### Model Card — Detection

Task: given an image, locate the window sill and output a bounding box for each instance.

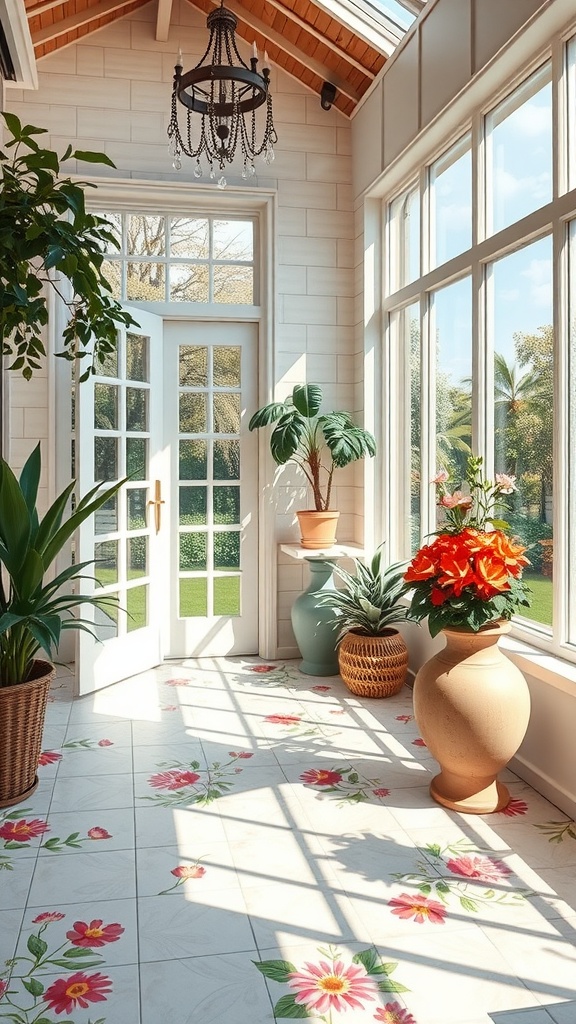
[501,634,576,696]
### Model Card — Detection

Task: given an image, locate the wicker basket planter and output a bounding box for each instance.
[338,628,408,698]
[0,660,54,808]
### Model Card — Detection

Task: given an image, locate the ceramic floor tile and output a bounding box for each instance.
[137,889,254,961]
[139,951,273,1024]
[49,772,134,812]
[0,908,24,967]
[242,880,369,950]
[131,741,206,774]
[231,832,338,891]
[136,842,239,896]
[1,964,140,1023]
[54,745,134,778]
[27,849,136,906]
[62,719,133,746]
[134,803,227,848]
[38,807,136,855]
[12,898,139,974]
[0,857,37,910]
[131,718,195,744]
[482,917,576,1007]
[547,1001,576,1022]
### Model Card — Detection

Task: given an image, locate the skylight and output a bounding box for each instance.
[368,0,416,32]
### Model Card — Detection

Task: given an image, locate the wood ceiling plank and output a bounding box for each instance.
[156,0,173,41]
[262,0,374,78]
[31,0,141,44]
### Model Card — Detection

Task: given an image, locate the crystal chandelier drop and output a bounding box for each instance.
[167,1,278,188]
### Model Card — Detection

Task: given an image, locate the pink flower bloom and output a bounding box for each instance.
[498,798,528,817]
[148,769,201,790]
[0,979,7,999]
[0,818,50,842]
[300,768,343,786]
[44,971,112,1014]
[97,739,113,747]
[229,751,254,758]
[373,788,390,798]
[374,1003,417,1023]
[288,959,377,1014]
[412,738,427,747]
[165,678,191,687]
[495,473,517,494]
[431,470,449,485]
[171,864,206,879]
[38,750,62,766]
[312,685,331,692]
[446,855,512,883]
[87,827,112,840]
[32,912,65,924]
[389,893,447,924]
[162,706,178,712]
[440,490,472,510]
[330,709,346,715]
[250,664,277,673]
[66,920,125,948]
[264,713,301,725]
[395,715,414,723]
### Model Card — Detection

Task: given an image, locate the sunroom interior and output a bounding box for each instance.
[1,0,576,1021]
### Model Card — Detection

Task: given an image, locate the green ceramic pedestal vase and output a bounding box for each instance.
[291,558,340,675]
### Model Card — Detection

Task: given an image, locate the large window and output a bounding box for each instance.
[385,38,576,660]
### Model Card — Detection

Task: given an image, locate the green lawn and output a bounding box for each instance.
[522,572,553,627]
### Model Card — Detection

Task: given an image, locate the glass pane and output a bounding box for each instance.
[430,134,472,268]
[126,334,148,382]
[101,260,121,301]
[389,184,420,290]
[127,488,147,530]
[214,393,240,434]
[214,531,240,570]
[432,277,472,504]
[170,217,209,258]
[95,495,118,535]
[486,63,552,236]
[180,440,207,480]
[169,264,209,302]
[214,346,241,387]
[126,387,148,432]
[180,487,207,525]
[97,340,119,379]
[213,576,241,616]
[213,265,253,304]
[180,578,207,617]
[213,220,253,260]
[94,540,118,586]
[214,440,239,480]
[569,37,576,192]
[394,302,421,556]
[490,235,553,629]
[96,211,122,253]
[95,437,118,482]
[213,486,240,524]
[179,393,207,433]
[126,438,147,480]
[180,533,207,570]
[127,536,147,579]
[94,384,118,430]
[570,219,576,640]
[94,602,118,641]
[127,584,148,631]
[127,214,165,256]
[127,262,165,302]
[179,346,208,386]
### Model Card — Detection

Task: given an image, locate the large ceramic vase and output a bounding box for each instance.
[291,558,340,675]
[0,660,54,808]
[413,621,530,814]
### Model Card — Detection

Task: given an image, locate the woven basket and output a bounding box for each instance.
[0,660,54,808]
[338,629,408,698]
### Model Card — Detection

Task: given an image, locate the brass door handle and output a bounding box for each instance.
[148,480,165,533]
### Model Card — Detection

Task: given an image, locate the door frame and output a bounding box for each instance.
[52,179,279,683]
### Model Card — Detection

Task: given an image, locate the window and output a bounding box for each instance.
[383,38,576,661]
[97,213,256,305]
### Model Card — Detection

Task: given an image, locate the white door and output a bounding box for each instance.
[77,311,166,694]
[163,321,258,657]
[77,315,258,692]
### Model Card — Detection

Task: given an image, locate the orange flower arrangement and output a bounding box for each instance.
[405,456,531,636]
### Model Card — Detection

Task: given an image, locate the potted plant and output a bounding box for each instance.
[320,545,412,697]
[0,443,124,807]
[248,383,376,548]
[403,456,532,813]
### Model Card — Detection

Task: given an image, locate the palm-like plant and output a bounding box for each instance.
[0,444,124,686]
[248,383,376,511]
[320,545,411,641]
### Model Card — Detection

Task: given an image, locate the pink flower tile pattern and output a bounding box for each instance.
[299,764,393,804]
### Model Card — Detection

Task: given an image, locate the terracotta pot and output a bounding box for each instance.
[338,628,408,698]
[296,509,339,549]
[413,621,530,814]
[0,660,54,808]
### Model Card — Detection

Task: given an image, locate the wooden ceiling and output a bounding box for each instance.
[24,0,425,116]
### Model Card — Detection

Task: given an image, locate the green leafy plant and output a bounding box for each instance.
[248,383,376,511]
[0,112,137,382]
[0,443,124,687]
[320,544,411,640]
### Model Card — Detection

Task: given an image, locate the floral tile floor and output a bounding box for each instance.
[1,658,576,1024]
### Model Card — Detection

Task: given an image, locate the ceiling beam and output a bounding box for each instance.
[261,0,374,80]
[155,0,173,41]
[311,0,401,54]
[200,0,362,104]
[31,0,140,46]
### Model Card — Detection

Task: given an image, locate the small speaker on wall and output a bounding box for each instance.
[320,82,337,111]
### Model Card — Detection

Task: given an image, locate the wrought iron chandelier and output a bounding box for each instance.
[167,1,278,188]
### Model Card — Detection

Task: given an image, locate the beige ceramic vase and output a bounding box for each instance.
[413,620,530,814]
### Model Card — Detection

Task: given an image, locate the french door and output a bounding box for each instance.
[77,315,258,694]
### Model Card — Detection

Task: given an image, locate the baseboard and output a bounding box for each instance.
[274,646,300,661]
[509,752,576,819]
